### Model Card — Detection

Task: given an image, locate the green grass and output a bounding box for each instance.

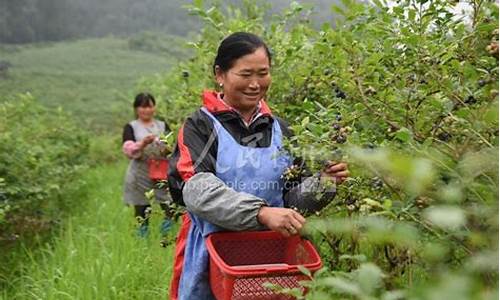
[1,160,177,299]
[0,37,181,132]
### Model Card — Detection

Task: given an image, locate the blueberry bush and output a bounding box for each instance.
[142,0,498,298]
[0,94,89,237]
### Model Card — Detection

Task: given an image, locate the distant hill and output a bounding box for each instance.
[0,0,339,44]
[0,36,186,132]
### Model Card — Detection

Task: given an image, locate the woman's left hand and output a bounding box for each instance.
[321,161,349,184]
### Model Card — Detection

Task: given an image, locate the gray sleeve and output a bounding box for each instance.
[284,173,337,215]
[183,172,267,231]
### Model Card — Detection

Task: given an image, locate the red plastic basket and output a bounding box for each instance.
[147,158,169,181]
[206,231,322,300]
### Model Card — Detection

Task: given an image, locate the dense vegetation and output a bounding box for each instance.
[0,35,183,294]
[142,0,499,298]
[0,95,88,240]
[0,0,497,298]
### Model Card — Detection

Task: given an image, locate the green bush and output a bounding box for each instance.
[143,0,498,298]
[0,94,89,234]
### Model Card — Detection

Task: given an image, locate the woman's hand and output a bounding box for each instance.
[321,161,349,184]
[140,134,156,149]
[257,206,306,237]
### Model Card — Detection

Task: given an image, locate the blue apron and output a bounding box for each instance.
[177,107,292,300]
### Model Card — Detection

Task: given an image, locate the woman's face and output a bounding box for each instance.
[216,47,271,112]
[136,104,155,121]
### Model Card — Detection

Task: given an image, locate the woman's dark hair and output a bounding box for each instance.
[213,32,272,74]
[134,93,156,109]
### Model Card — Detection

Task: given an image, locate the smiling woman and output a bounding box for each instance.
[166,32,349,300]
[213,32,272,123]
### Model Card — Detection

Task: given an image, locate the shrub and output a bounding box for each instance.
[143,0,498,297]
[0,94,89,235]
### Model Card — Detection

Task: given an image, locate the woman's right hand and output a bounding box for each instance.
[257,206,306,237]
[140,134,156,149]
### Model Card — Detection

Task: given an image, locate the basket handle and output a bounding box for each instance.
[232,263,294,274]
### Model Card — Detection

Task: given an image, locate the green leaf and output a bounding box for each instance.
[394,127,412,143]
[301,116,310,127]
[363,198,385,209]
[193,0,203,9]
[319,277,361,296]
[382,290,406,300]
[484,101,499,125]
[357,263,384,295]
[424,206,466,230]
[339,254,367,263]
[297,265,312,277]
[383,199,392,209]
[466,251,499,273]
[438,184,464,203]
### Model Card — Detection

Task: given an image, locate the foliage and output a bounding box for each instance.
[0,94,89,235]
[143,0,499,298]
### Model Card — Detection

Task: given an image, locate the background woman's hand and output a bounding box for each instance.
[321,161,349,184]
[257,206,306,237]
[140,134,156,149]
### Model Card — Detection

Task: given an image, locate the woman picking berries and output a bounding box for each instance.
[167,32,349,300]
[122,93,173,237]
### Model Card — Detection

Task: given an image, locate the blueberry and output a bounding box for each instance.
[415,197,430,209]
[331,82,347,99]
[366,86,376,95]
[465,95,477,104]
[336,135,347,144]
[345,197,356,205]
[320,159,332,169]
[437,132,451,142]
[440,173,451,183]
[332,123,341,130]
[478,79,487,87]
[371,177,384,189]
[335,114,342,121]
[364,143,376,149]
[335,88,346,99]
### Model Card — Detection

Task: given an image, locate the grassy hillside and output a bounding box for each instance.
[1,161,177,299]
[0,37,185,132]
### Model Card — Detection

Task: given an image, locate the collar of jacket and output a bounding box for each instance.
[202,90,273,117]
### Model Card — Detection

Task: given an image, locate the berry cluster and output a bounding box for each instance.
[330,113,351,144]
[281,164,302,181]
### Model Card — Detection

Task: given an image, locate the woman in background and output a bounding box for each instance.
[122,93,172,237]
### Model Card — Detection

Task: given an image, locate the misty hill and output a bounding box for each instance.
[0,0,339,44]
[0,36,185,132]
